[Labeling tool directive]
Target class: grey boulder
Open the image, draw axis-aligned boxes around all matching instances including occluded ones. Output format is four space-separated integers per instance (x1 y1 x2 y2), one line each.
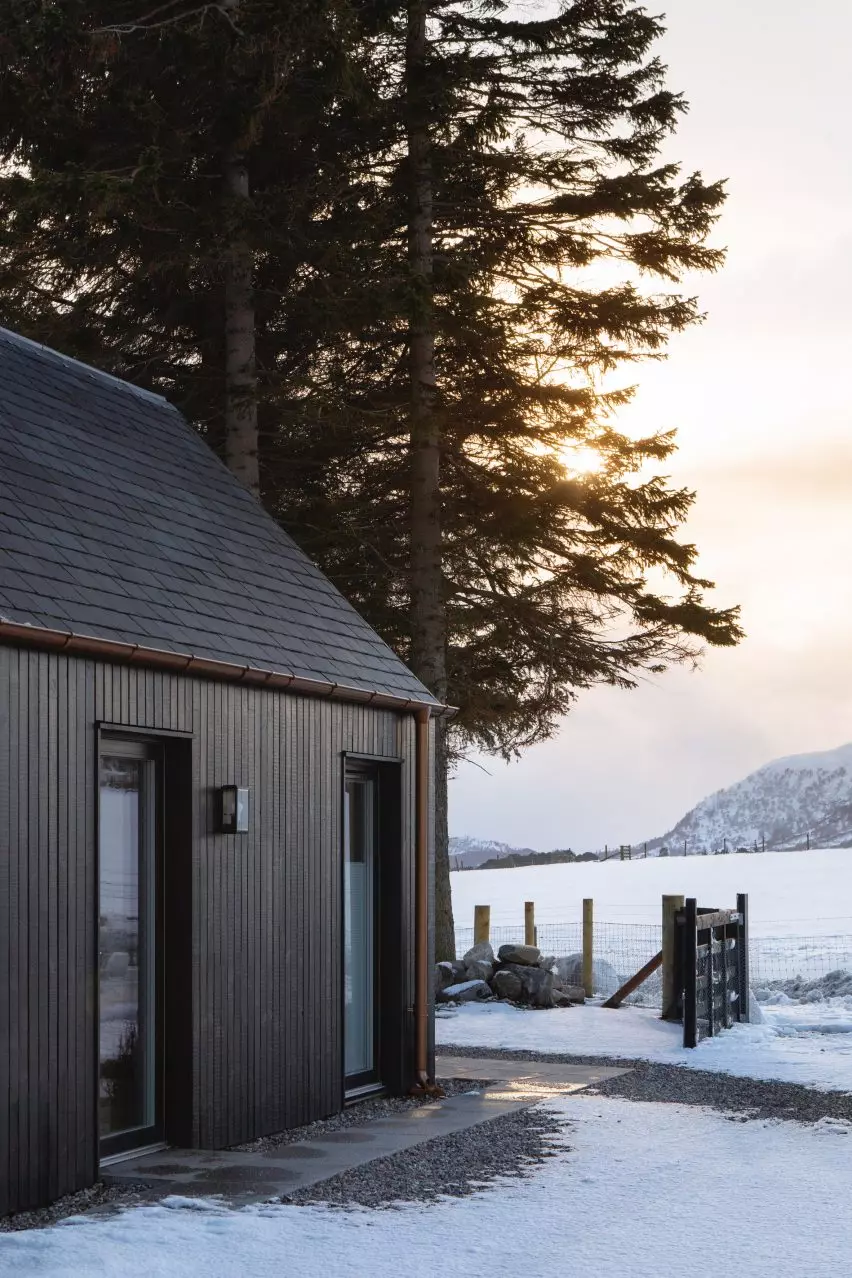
497 943 541 967
551 988 573 1008
434 961 456 996
465 959 494 983
437 979 492 1003
462 941 495 967
499 962 554 1008
554 953 619 997
491 969 524 1002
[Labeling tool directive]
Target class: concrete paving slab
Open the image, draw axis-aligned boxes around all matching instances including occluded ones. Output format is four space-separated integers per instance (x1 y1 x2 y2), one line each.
102 1090 532 1204
436 1054 631 1087
102 1058 627 1205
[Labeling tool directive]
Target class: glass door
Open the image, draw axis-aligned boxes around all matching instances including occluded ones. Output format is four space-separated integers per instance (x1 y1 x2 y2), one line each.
98 740 162 1156
343 769 379 1090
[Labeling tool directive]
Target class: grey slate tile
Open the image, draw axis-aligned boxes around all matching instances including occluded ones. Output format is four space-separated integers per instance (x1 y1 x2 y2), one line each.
0 326 438 705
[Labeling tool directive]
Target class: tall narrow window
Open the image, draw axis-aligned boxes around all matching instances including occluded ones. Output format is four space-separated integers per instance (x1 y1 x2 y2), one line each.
343 770 378 1087
98 740 162 1155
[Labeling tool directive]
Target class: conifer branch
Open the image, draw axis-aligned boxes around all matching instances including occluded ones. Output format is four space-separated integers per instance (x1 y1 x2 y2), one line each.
93 2 240 36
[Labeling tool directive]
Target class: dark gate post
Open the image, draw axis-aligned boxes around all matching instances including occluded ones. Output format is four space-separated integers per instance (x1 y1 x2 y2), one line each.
705 921 715 1040
662 894 685 1020
682 898 698 1048
736 892 750 1023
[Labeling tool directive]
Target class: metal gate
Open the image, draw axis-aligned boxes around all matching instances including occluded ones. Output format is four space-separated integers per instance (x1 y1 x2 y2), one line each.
678 894 749 1048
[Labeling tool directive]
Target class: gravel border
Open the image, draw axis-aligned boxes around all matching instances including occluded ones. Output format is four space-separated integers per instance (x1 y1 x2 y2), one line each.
0 1079 495 1232
282 1105 569 1209
437 1045 852 1125
0 1181 155 1234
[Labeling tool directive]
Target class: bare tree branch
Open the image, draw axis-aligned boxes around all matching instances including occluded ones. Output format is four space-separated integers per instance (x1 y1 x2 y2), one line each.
93 1 240 36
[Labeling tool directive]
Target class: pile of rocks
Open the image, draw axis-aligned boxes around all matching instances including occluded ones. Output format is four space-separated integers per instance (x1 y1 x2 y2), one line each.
435 941 586 1010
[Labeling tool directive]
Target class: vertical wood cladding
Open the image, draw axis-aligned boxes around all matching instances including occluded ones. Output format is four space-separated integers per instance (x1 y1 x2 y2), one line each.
0 647 422 1216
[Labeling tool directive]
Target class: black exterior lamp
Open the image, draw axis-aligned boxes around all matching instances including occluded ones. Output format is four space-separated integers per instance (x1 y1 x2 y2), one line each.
220 785 250 834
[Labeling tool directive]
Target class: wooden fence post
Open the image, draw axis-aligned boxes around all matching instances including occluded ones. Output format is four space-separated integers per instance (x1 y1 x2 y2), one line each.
661 894 685 1021
582 898 594 998
474 905 491 946
524 901 535 946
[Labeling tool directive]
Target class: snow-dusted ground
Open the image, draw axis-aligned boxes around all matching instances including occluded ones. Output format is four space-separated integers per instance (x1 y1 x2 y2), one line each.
451 847 852 937
437 1002 852 1091
3 1096 850 1277
448 849 852 1073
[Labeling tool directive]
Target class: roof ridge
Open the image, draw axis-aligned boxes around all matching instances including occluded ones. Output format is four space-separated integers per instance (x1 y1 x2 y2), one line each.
0 325 169 408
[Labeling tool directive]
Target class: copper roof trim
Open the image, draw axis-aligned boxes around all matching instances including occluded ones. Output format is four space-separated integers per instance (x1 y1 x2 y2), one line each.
0 619 454 717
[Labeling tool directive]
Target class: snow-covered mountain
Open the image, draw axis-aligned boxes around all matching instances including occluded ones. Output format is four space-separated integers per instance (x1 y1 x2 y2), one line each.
449 835 537 868
644 742 852 854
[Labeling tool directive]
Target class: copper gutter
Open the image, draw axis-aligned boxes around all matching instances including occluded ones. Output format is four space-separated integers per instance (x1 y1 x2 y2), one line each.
0 619 453 718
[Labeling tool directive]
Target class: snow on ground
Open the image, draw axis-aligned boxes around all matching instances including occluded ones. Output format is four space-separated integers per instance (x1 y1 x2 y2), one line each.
451 847 852 938
437 1002 852 1091
3 1096 850 1278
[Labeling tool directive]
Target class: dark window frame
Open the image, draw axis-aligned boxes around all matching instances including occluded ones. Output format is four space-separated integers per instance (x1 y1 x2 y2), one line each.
95 725 194 1167
340 752 405 1103
96 735 165 1159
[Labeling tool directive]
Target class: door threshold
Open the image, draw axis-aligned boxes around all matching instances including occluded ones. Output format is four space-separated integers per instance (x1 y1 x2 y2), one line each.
345 1082 386 1104
100 1140 168 1169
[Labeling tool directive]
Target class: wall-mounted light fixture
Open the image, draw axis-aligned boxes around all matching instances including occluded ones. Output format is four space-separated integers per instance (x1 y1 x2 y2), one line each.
220 786 250 834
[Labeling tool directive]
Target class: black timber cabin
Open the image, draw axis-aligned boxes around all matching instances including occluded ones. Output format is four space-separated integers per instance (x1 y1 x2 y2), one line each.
0 327 442 1218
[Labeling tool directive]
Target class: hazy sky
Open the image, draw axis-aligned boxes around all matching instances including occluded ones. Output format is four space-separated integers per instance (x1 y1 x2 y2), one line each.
450 1 852 850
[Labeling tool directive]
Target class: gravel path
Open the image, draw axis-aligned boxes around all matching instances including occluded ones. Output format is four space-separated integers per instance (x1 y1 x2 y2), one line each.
0 1182 155 1235
437 1045 852 1124
282 1106 569 1209
18 1045 841 1228
0 1079 512 1231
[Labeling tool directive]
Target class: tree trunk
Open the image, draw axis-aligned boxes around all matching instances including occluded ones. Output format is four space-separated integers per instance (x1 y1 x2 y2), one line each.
406 0 455 960
222 1 259 498
433 717 455 961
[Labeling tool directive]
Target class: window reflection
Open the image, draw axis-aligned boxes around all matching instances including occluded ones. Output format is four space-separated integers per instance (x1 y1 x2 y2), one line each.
99 755 154 1138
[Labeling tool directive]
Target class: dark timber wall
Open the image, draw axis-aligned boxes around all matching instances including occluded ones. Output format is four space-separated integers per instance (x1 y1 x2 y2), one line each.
0 645 430 1217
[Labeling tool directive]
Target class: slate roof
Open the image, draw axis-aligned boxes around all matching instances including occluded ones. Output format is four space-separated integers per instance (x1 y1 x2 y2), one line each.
0 327 438 705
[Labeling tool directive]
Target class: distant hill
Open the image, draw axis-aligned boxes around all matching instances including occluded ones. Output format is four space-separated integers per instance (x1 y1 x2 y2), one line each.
642 742 852 854
478 848 600 869
449 836 597 870
448 835 537 869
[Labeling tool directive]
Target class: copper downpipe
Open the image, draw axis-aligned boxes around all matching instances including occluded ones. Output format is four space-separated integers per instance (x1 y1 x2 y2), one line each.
412 706 443 1095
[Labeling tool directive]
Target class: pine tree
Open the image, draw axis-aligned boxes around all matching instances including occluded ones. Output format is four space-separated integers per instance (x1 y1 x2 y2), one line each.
262 0 743 956
0 0 369 490
0 1 743 962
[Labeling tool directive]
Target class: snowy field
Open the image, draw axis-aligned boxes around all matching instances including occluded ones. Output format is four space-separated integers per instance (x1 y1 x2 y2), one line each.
3 1096 850 1278
451 847 852 938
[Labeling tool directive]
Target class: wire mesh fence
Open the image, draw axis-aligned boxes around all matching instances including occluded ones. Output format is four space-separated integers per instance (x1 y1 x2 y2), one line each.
750 935 852 1001
453 922 852 1008
455 921 663 1006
